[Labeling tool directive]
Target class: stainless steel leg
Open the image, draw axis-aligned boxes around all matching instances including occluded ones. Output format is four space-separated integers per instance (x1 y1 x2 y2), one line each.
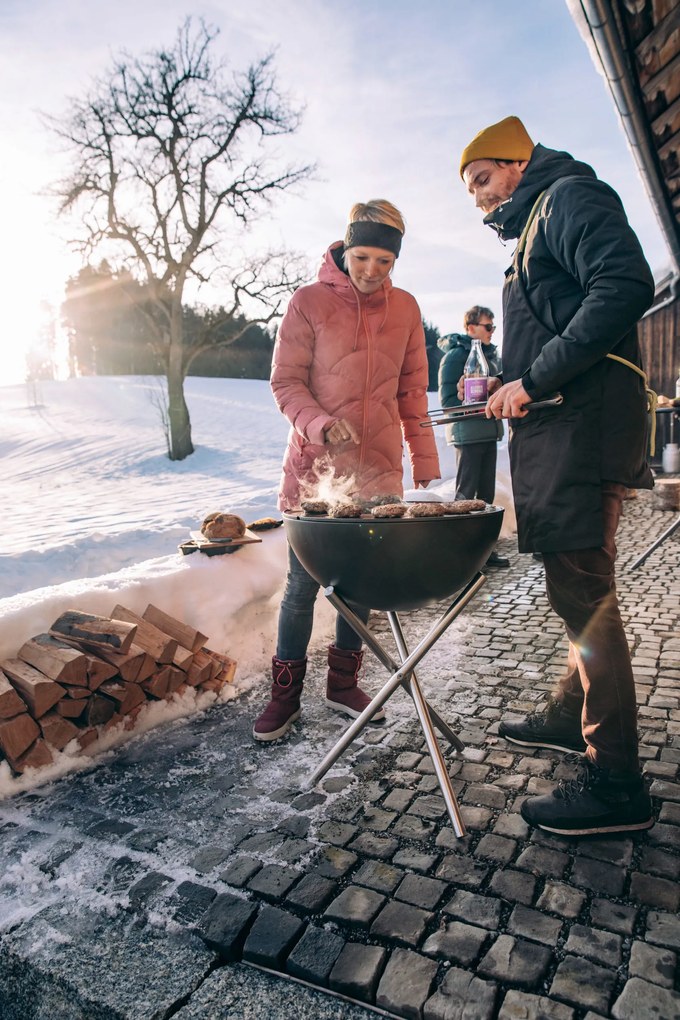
387 612 466 836
309 574 486 837
629 512 680 570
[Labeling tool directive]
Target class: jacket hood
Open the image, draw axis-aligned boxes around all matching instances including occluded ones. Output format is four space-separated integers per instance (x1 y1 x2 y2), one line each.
484 143 597 241
437 332 499 361
317 241 394 300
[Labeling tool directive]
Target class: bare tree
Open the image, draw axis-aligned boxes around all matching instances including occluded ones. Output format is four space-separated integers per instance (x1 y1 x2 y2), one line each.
47 18 313 459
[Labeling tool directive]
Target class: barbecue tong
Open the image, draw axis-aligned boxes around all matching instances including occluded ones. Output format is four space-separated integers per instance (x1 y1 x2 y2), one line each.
420 393 563 428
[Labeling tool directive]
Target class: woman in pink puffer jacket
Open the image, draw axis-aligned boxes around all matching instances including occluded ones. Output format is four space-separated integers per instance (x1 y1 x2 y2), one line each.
253 199 440 742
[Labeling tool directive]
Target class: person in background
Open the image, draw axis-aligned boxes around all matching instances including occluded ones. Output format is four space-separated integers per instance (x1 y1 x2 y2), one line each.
438 305 509 568
459 115 655 836
254 199 440 742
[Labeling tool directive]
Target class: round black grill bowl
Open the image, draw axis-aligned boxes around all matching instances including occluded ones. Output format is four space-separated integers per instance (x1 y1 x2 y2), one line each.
283 506 504 611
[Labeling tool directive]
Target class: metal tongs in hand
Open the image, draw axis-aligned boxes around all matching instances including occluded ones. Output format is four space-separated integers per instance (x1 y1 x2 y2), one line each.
420 393 563 428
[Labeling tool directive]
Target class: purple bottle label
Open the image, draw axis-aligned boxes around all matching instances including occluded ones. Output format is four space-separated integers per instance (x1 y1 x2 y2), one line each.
464 377 488 404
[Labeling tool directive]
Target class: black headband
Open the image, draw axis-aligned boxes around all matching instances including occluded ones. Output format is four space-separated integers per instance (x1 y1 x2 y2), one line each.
343 221 402 257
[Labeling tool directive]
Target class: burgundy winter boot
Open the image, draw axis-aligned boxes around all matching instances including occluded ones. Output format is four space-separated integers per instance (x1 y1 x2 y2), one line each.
252 656 306 742
325 645 385 722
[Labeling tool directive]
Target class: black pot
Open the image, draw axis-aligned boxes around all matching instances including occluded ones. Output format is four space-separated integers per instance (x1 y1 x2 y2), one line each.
283 506 504 611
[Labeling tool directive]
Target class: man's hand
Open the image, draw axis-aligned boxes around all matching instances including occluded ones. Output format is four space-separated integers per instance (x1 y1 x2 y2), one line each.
457 376 502 401
325 419 360 444
485 379 531 419
414 480 431 489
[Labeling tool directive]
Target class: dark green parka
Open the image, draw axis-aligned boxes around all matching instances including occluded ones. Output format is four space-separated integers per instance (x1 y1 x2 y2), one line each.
486 143 654 552
437 333 504 446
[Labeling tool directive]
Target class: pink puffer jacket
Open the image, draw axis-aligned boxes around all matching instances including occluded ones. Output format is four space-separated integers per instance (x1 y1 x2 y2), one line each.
272 242 440 509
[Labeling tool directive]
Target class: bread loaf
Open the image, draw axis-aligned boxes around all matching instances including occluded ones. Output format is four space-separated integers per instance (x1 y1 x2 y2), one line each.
201 512 246 541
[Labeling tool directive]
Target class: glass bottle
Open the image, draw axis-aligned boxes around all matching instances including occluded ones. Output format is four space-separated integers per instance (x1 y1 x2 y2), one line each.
463 338 489 404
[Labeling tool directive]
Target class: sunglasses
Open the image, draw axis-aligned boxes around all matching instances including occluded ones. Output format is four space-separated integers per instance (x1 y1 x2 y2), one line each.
473 323 495 332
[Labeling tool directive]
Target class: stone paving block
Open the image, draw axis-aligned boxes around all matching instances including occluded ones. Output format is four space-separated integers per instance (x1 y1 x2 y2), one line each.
462 782 507 809
376 947 439 1019
563 924 623 967
549 955 618 1015
474 833 517 864
646 910 680 951
460 805 494 830
329 941 387 1001
86 817 136 838
292 791 326 810
172 880 218 924
507 904 563 946
423 965 497 1020
370 900 433 947
647 822 680 850
347 832 399 859
515 844 569 878
383 788 416 812
478 934 551 988
394 873 449 911
493 813 530 839
498 990 575 1019
422 919 489 966
241 904 306 968
435 854 488 889
0 904 215 1020
639 846 680 880
236 831 282 855
277 813 312 836
128 870 173 910
629 871 680 910
443 889 503 930
392 849 439 873
188 845 231 873
391 815 436 840
285 871 337 912
246 863 300 901
286 923 345 986
218 855 261 888
277 837 317 864
359 806 397 831
589 899 637 936
658 800 680 825
628 940 676 988
611 977 680 1020
488 868 537 905
197 891 259 960
407 795 447 820
324 885 385 927
575 837 633 866
353 859 403 894
570 857 626 896
316 820 358 846
315 845 358 878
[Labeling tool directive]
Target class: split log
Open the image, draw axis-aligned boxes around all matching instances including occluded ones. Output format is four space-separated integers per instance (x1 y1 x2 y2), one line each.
7 737 53 774
0 713 41 760
59 684 92 700
99 680 146 716
103 712 123 732
39 712 81 751
203 650 237 684
0 659 66 718
185 650 214 687
110 606 178 663
50 611 137 656
142 604 207 653
18 634 89 686
84 655 118 690
82 695 116 728
141 672 169 699
0 670 28 720
76 727 98 752
153 666 185 696
82 643 153 683
55 699 87 720
172 645 195 671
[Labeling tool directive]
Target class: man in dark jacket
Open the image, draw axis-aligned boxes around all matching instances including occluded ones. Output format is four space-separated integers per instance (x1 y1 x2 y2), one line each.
459 115 655 836
438 305 509 567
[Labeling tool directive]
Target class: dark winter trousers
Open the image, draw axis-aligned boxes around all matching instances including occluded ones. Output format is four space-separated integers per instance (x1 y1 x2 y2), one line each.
455 441 498 503
543 482 639 772
276 544 369 661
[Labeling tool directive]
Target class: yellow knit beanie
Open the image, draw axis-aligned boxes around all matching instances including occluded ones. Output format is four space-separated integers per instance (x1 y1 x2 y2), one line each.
459 116 534 177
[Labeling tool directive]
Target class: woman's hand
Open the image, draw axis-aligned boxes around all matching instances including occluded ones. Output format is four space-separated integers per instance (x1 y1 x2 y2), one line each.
486 379 530 418
325 419 360 445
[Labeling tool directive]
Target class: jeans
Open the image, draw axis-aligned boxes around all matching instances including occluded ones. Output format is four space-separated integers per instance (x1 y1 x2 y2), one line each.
455 441 498 503
276 544 370 661
543 482 639 772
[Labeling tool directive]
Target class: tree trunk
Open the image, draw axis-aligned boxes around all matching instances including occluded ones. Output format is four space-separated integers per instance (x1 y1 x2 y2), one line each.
167 306 194 460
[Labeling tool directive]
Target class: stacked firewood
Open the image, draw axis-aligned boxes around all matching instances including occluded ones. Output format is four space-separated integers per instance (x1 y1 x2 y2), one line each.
0 604 236 775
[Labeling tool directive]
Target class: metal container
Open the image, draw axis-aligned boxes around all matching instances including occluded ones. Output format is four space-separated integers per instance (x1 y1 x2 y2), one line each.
283 506 504 611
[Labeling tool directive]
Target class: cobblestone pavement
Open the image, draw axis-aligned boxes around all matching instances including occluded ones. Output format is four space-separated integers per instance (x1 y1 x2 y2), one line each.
0 493 678 1020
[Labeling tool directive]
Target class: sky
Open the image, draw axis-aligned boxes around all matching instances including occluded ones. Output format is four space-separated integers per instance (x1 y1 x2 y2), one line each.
0 0 671 385
0 374 515 796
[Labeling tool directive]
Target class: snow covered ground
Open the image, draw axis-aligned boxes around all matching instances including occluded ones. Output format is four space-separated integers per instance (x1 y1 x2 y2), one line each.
0 374 514 796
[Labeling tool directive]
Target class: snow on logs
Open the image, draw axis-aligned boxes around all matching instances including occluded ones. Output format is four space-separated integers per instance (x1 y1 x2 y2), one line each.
0 606 236 776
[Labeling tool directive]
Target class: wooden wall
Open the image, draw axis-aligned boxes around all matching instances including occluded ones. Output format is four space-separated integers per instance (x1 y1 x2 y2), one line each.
638 293 680 396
